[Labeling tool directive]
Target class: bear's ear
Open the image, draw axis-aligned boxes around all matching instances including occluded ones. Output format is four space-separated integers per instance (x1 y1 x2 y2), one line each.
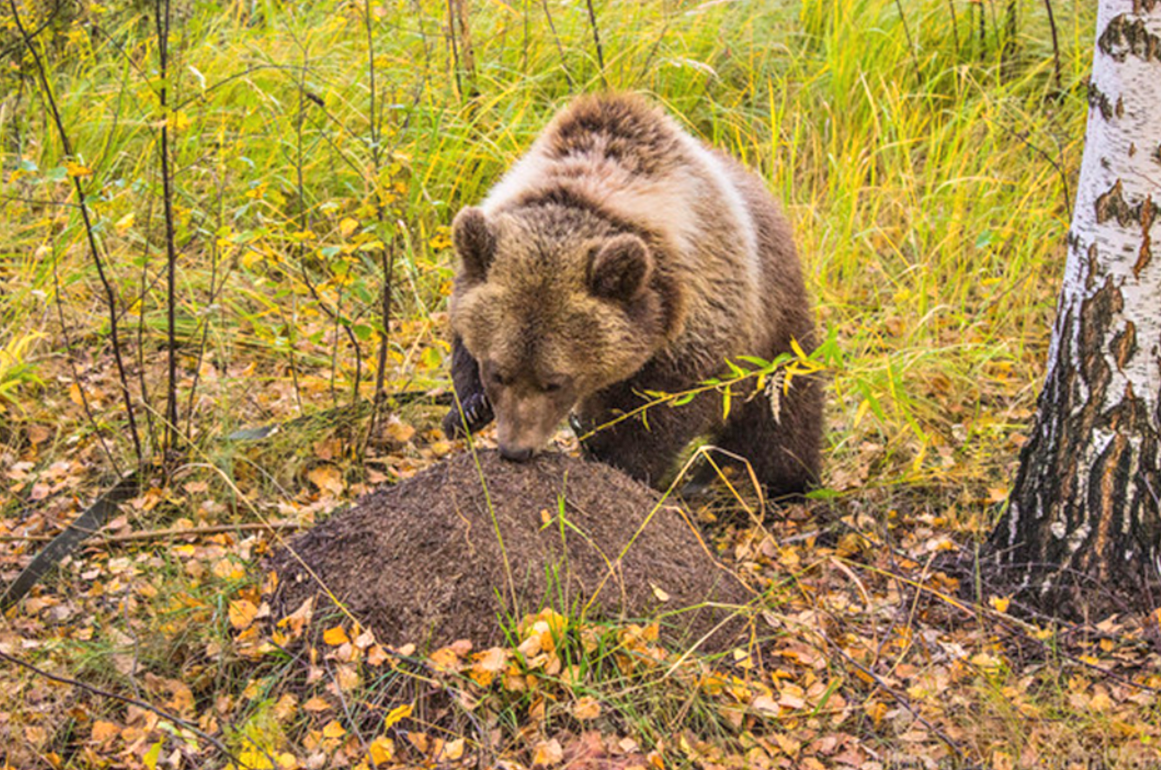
588 234 653 303
453 207 496 283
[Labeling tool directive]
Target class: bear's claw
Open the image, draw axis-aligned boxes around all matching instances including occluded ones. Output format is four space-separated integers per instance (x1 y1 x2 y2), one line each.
442 392 494 439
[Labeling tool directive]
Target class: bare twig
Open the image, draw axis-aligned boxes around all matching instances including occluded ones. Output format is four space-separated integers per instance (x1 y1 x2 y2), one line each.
541 0 576 90
946 0 960 57
1043 0 1063 95
892 0 922 84
154 0 180 456
445 0 465 101
0 649 254 769
819 632 974 766
0 521 301 545
583 0 607 87
8 0 143 463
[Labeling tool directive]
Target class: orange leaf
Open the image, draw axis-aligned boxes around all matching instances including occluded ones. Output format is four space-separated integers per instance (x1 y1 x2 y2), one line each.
303 696 331 713
307 465 344 496
322 626 350 646
572 696 601 721
91 721 120 744
228 599 258 630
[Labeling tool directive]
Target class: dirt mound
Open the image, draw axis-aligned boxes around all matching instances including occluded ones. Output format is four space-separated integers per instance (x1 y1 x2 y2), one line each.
268 449 752 652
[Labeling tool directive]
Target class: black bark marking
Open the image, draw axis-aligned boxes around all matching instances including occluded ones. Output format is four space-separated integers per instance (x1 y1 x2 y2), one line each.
1095 179 1160 228
1087 81 1116 120
1111 320 1137 370
989 271 1161 618
1098 14 1161 63
1136 195 1155 277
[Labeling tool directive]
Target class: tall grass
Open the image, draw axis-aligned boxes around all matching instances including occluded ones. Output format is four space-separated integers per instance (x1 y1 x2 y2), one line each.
0 0 1092 496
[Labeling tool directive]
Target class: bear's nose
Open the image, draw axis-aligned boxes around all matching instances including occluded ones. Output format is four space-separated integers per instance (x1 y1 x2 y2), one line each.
499 445 534 463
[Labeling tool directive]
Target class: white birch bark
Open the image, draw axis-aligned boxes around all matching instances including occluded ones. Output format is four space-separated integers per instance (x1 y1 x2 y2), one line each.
989 0 1161 614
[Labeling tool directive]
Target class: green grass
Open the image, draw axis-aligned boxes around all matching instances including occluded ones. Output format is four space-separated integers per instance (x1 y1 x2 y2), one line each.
0 0 1088 483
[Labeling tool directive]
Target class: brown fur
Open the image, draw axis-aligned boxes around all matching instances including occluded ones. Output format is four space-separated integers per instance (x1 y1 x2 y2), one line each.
443 94 822 498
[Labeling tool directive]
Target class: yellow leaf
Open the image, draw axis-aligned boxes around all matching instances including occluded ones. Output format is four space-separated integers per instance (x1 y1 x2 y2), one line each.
321 720 346 739
384 418 416 444
143 740 163 770
383 703 413 729
228 599 258 630
989 596 1011 613
66 160 92 177
369 736 394 764
789 337 808 361
864 700 888 727
572 696 601 721
238 746 276 770
307 465 344 496
322 626 350 646
853 398 871 428
340 218 360 237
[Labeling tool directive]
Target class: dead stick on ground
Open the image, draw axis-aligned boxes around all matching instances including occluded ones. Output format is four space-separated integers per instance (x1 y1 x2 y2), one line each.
0 649 257 769
0 522 301 545
819 631 977 766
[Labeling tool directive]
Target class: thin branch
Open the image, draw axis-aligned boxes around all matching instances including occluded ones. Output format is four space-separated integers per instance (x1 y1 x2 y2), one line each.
583 0 607 87
892 0 921 84
445 0 465 101
819 632 974 766
1043 0 1063 95
0 521 300 544
541 0 576 90
8 0 143 463
946 0 960 57
154 0 180 456
0 649 252 769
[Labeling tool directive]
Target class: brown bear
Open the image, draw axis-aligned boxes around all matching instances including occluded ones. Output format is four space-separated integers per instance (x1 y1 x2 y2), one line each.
442 94 822 498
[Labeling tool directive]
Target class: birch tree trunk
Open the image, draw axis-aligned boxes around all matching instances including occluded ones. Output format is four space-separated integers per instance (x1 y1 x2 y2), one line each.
986 0 1161 617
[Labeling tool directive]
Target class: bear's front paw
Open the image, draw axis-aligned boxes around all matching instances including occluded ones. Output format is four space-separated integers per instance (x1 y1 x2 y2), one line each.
442 392 494 439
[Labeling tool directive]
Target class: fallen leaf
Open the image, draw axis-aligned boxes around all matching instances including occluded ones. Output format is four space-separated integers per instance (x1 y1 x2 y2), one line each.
307 465 344 496
228 599 258 630
533 739 563 766
383 703 412 729
572 696 601 721
368 736 393 764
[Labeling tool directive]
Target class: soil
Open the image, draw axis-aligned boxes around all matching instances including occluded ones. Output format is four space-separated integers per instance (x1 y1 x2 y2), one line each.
267 449 753 652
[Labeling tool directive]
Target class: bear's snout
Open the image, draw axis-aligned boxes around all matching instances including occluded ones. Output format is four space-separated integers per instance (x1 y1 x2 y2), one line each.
499 444 536 462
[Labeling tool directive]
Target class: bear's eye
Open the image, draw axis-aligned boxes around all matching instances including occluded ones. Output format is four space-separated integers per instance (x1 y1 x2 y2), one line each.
541 376 569 393
490 371 509 387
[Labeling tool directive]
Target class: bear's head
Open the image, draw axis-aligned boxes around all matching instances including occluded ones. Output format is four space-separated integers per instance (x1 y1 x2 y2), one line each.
449 205 676 461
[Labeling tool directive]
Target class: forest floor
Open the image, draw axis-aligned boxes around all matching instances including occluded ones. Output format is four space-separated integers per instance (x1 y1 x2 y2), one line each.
1 0 1159 768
